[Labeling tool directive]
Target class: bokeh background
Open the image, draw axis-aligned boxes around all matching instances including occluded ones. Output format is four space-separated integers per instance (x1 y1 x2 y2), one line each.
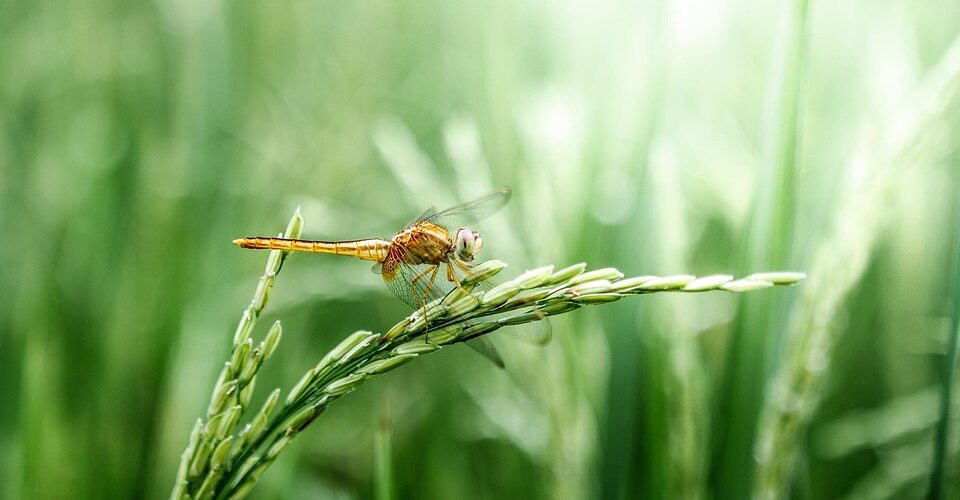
2 0 960 498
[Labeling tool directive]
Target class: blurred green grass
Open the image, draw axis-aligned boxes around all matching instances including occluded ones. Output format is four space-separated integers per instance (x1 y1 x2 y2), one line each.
1 0 959 499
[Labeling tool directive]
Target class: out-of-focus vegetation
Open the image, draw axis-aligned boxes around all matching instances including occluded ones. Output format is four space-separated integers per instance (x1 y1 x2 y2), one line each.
1 0 958 499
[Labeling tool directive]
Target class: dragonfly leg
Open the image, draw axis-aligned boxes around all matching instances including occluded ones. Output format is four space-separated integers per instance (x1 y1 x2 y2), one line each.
445 262 465 289
452 258 474 275
410 266 435 287
420 266 440 304
419 266 440 342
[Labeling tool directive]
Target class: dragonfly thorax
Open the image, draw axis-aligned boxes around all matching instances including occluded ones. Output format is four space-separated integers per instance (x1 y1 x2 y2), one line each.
390 221 458 266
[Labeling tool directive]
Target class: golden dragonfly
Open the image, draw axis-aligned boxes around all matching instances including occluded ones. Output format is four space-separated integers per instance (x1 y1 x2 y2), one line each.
233 187 547 365
233 187 510 310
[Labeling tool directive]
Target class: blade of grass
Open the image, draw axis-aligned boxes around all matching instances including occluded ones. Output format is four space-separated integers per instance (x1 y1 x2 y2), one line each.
648 149 708 500
928 181 960 499
374 406 394 500
849 440 938 500
712 0 809 496
816 384 960 461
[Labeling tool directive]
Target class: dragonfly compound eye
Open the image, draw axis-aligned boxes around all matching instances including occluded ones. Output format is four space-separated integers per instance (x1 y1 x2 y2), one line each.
454 228 482 261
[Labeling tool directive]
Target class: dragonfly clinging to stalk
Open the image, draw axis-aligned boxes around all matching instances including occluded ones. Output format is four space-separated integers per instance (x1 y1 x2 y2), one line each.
233 187 519 320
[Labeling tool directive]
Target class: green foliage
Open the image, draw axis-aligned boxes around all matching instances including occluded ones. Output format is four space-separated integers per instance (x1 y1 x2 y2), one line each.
2 0 959 499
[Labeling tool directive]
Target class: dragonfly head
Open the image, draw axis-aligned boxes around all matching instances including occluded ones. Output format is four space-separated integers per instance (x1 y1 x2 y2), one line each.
453 228 483 262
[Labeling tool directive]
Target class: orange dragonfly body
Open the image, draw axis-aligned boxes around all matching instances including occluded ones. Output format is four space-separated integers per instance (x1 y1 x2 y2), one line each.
233 188 511 311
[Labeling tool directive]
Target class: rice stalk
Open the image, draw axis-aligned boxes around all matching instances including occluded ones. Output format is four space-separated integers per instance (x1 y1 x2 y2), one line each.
211 264 802 498
169 209 303 500
173 210 804 499
752 33 960 500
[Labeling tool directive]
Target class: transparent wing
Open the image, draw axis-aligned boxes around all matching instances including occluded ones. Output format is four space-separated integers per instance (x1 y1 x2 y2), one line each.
422 187 511 231
411 206 438 225
381 257 506 368
380 252 549 370
381 255 454 311
465 337 505 369
501 308 553 345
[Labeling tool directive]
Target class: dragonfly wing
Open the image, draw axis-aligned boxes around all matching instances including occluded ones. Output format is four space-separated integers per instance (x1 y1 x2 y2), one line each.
381 255 456 310
411 206 438 224
465 337 505 369
503 314 552 345
423 187 511 230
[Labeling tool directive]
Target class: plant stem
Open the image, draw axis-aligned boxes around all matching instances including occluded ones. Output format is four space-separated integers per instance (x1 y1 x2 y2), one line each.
374 408 394 500
714 0 808 496
928 187 960 500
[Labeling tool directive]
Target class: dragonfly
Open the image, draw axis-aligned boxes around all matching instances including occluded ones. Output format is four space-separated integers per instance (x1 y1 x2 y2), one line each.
233 187 547 365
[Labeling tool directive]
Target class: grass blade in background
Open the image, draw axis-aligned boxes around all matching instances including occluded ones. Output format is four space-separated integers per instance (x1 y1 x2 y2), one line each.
375 405 394 500
712 0 809 496
648 149 709 500
928 175 960 499
753 32 960 499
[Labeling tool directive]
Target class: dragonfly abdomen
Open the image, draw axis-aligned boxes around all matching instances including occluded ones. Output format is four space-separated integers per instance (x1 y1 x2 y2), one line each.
233 237 391 262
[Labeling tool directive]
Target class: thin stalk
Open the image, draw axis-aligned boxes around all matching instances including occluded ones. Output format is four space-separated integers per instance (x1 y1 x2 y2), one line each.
928 187 960 499
170 209 302 500
714 0 809 496
374 409 394 500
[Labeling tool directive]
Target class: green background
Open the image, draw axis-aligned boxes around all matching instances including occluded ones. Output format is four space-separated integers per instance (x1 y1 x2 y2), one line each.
2 0 959 498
